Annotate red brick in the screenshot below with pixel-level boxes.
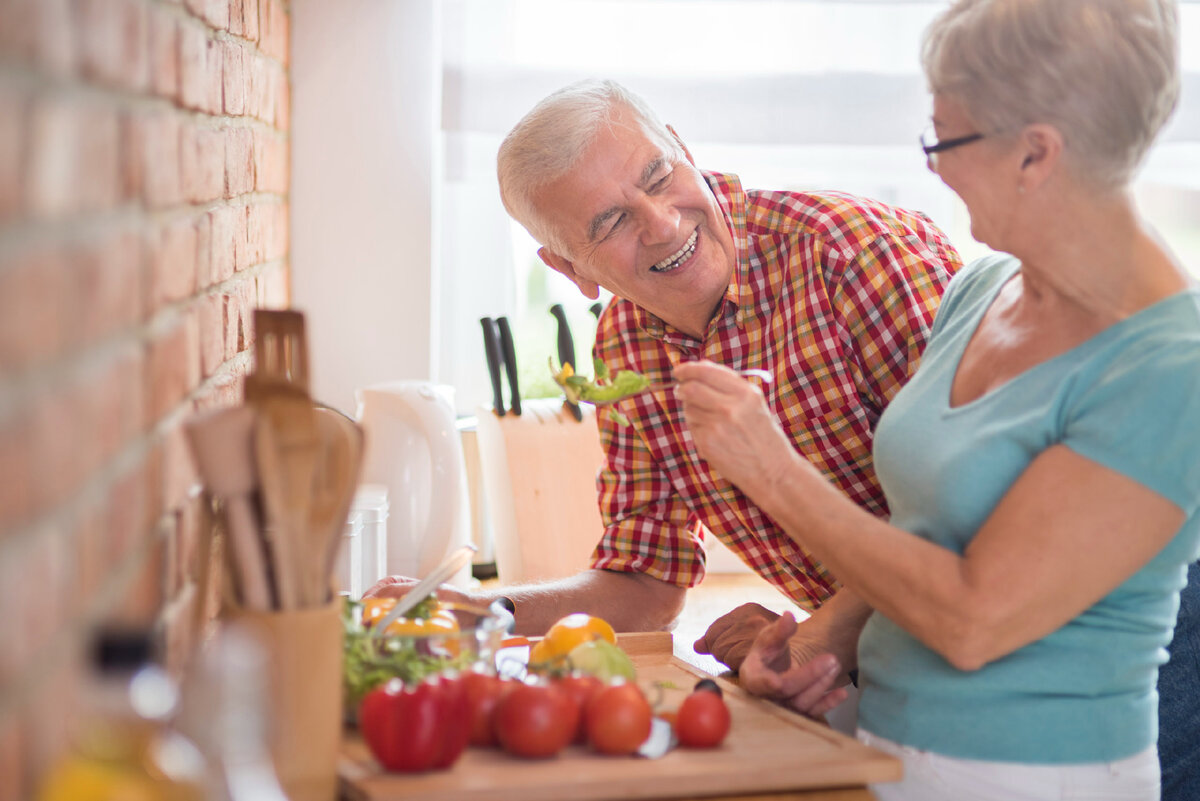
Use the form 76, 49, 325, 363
27, 379, 87, 518
274, 68, 290, 132
24, 657, 82, 785
209, 206, 236, 282
25, 95, 80, 219
244, 204, 265, 266
109, 457, 151, 561
148, 4, 180, 101
0, 0, 77, 78
225, 125, 254, 197
222, 40, 246, 116
272, 202, 289, 261
113, 532, 167, 626
119, 111, 144, 202
178, 21, 209, 112
0, 243, 72, 373
205, 38, 224, 115
146, 314, 194, 425
241, 0, 260, 43
204, 0, 230, 31
70, 495, 109, 608
150, 217, 198, 305
180, 122, 225, 204
0, 406, 33, 535
231, 203, 249, 270
194, 210, 213, 288
0, 706, 26, 801
77, 0, 149, 92
198, 293, 225, 376
139, 111, 183, 209
224, 288, 244, 360
74, 228, 143, 343
0, 81, 27, 223
227, 0, 247, 38
259, 0, 288, 66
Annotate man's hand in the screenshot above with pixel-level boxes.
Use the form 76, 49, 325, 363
738, 611, 848, 719
693, 602, 781, 671
362, 575, 478, 608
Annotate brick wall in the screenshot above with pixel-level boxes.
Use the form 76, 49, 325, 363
0, 0, 291, 796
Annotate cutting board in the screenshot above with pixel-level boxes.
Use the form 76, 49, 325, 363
337, 632, 900, 801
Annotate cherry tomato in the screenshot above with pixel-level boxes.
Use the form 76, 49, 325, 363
555, 673, 603, 743
585, 681, 652, 755
492, 682, 578, 759
461, 670, 513, 748
675, 688, 731, 748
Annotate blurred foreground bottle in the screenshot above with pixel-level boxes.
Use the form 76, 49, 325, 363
182, 624, 291, 801
36, 628, 206, 801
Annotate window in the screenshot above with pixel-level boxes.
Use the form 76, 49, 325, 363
439, 0, 1200, 414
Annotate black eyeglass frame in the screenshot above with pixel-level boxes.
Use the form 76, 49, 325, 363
920, 129, 985, 156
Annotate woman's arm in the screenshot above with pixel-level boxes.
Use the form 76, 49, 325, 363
675, 360, 1184, 671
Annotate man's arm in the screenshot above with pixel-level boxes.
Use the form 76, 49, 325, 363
364, 568, 687, 636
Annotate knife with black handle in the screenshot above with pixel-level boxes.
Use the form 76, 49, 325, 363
480, 316, 506, 416
549, 304, 583, 422
496, 316, 521, 416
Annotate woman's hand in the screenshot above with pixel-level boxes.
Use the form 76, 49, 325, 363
738, 612, 849, 719
674, 361, 795, 493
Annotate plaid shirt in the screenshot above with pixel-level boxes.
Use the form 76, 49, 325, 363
589, 171, 960, 609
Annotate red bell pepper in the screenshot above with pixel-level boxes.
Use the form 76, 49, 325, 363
358, 674, 471, 772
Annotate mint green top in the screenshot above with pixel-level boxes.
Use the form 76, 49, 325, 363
858, 254, 1200, 763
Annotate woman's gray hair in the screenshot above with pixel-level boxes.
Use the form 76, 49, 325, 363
497, 79, 681, 256
921, 0, 1179, 189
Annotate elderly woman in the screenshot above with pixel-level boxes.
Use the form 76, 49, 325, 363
676, 0, 1199, 798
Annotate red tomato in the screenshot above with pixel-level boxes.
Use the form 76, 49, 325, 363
358, 675, 471, 772
462, 670, 514, 748
555, 673, 603, 743
675, 689, 731, 748
585, 681, 652, 755
492, 682, 578, 759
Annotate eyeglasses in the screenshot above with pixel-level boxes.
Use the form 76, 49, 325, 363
920, 125, 984, 168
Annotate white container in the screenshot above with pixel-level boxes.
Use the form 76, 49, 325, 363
352, 484, 389, 591
355, 381, 472, 588
334, 511, 364, 598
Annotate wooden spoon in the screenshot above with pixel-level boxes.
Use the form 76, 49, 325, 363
310, 405, 365, 603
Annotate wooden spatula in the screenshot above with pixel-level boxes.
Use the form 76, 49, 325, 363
310, 405, 364, 603
246, 309, 319, 607
184, 405, 274, 610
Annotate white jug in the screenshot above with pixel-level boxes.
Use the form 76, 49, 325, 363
354, 381, 471, 588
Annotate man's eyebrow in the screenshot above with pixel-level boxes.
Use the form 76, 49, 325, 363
585, 157, 669, 243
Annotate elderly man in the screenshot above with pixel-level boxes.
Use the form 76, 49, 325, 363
368, 79, 960, 714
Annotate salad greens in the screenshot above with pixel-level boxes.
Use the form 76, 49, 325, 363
550, 358, 650, 425
341, 597, 473, 715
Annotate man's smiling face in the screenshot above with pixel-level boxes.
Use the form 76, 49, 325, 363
533, 107, 737, 339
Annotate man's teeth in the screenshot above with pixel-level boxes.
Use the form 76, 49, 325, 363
650, 229, 698, 273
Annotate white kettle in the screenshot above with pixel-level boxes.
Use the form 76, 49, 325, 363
354, 381, 471, 588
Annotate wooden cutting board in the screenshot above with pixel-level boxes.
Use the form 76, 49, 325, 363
337, 632, 900, 801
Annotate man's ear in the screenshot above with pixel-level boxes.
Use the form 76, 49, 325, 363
666, 124, 695, 166
538, 247, 601, 300
1016, 123, 1062, 193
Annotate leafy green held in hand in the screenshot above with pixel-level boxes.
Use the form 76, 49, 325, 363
550, 357, 651, 426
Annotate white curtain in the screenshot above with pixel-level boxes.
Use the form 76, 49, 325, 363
438, 0, 1200, 414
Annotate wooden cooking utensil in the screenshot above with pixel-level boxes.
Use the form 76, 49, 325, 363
246, 309, 320, 607
184, 405, 274, 611
311, 405, 365, 603
253, 416, 301, 610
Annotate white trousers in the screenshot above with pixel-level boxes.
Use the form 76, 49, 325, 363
858, 729, 1160, 801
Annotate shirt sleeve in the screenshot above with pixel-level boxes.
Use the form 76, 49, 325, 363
828, 207, 961, 419
1063, 336, 1200, 515
588, 406, 708, 587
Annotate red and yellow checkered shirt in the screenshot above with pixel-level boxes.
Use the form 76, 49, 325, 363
589, 171, 960, 610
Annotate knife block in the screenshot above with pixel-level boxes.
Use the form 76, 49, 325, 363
474, 399, 606, 583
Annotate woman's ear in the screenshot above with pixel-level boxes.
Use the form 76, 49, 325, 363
1016, 123, 1063, 193
538, 247, 601, 300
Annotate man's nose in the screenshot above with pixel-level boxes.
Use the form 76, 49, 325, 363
638, 197, 680, 245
